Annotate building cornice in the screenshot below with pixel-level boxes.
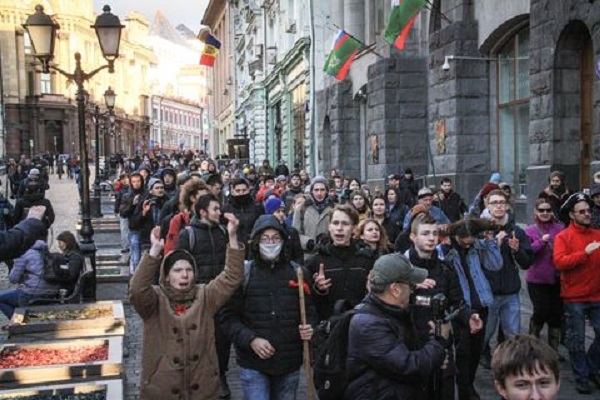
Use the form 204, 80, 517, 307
264, 37, 310, 87
201, 0, 225, 27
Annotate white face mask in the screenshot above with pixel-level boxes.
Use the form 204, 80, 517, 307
259, 243, 283, 261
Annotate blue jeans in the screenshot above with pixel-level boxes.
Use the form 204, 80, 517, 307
129, 231, 141, 273
564, 302, 600, 382
0, 289, 34, 319
484, 293, 521, 348
239, 367, 299, 400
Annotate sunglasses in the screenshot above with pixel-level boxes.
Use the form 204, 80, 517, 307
574, 209, 592, 215
536, 208, 553, 213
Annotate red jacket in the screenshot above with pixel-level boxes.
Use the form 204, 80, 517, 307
164, 211, 191, 254
554, 223, 600, 303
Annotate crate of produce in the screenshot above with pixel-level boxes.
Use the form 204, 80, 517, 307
0, 379, 123, 399
9, 301, 125, 341
0, 337, 122, 388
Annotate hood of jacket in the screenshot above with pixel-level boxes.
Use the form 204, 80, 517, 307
249, 215, 288, 260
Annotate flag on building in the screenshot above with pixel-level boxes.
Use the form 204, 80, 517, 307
199, 34, 221, 67
384, 0, 427, 50
323, 30, 363, 81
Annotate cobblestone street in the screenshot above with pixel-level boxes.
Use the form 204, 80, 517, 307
0, 170, 593, 399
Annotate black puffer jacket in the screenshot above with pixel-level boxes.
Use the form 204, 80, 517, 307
218, 215, 317, 375
345, 294, 447, 400
176, 219, 228, 284
305, 239, 376, 321
223, 195, 264, 247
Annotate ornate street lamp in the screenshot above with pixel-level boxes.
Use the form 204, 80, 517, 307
23, 4, 124, 301
91, 87, 116, 217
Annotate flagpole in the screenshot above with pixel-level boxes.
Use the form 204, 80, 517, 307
331, 23, 385, 60
424, 0, 453, 24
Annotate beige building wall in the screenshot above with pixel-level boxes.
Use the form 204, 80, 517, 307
0, 0, 155, 156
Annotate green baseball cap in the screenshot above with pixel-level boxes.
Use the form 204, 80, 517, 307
371, 253, 428, 286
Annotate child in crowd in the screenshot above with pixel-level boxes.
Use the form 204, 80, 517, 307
492, 335, 560, 400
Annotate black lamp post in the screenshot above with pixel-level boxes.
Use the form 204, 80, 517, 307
23, 4, 124, 301
91, 87, 116, 218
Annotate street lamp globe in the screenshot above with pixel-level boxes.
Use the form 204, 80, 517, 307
92, 5, 124, 66
22, 5, 59, 73
104, 86, 116, 110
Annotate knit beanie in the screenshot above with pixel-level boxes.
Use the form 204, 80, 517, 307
265, 198, 285, 215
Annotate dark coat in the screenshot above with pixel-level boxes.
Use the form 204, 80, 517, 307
345, 294, 447, 400
305, 239, 376, 321
223, 196, 264, 248
484, 222, 533, 296
0, 219, 47, 262
282, 222, 304, 265
130, 194, 169, 245
218, 215, 316, 376
57, 250, 84, 295
176, 220, 228, 284
435, 190, 466, 223
14, 193, 55, 228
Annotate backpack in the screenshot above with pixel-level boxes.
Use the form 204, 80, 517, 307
184, 223, 227, 251
39, 248, 72, 284
312, 303, 397, 400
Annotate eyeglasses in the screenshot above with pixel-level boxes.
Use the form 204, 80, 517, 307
489, 200, 507, 206
574, 209, 592, 215
259, 235, 282, 244
536, 208, 553, 213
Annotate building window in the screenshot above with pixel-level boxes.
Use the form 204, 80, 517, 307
497, 28, 530, 189
152, 108, 158, 120
40, 73, 51, 94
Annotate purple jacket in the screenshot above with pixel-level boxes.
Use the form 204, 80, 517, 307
524, 221, 565, 284
10, 240, 59, 296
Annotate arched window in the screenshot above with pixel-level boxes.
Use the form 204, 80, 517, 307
497, 29, 530, 189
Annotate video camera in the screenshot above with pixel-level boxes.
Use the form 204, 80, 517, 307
412, 293, 464, 323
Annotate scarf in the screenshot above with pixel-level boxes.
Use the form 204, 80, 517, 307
160, 281, 196, 314
311, 194, 331, 214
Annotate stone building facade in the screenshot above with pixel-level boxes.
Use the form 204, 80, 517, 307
315, 0, 600, 220
0, 0, 155, 159
202, 0, 235, 159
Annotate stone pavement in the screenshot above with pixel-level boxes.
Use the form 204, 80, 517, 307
0, 169, 596, 399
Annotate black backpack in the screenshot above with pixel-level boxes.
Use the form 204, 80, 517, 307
38, 248, 72, 284
312, 302, 395, 400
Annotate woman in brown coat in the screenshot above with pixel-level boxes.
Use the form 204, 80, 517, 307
130, 215, 244, 400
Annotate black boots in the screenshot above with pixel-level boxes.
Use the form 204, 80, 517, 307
219, 373, 231, 399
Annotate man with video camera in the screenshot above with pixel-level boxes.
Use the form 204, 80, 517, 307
344, 253, 451, 399
405, 213, 481, 400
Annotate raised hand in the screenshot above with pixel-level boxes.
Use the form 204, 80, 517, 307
223, 212, 240, 249
313, 263, 332, 292
508, 231, 520, 253
149, 226, 164, 258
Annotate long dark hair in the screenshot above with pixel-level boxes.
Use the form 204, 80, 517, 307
56, 231, 80, 253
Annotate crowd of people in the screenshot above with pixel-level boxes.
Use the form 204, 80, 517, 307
2, 148, 597, 400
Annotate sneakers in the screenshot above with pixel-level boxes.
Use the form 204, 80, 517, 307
219, 374, 231, 399
576, 380, 592, 394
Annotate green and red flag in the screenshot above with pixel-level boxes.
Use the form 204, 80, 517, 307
384, 0, 427, 50
323, 30, 363, 81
